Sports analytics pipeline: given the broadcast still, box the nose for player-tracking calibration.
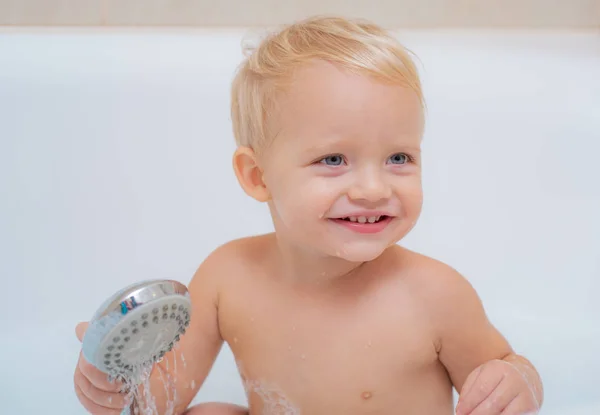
[347,169,392,203]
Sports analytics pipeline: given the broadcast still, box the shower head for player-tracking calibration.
[81,279,192,381]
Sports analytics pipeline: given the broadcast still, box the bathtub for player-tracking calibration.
[3,315,600,413]
[1,28,598,414]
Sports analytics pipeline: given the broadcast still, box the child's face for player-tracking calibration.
[260,60,424,262]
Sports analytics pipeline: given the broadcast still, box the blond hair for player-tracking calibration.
[230,15,424,153]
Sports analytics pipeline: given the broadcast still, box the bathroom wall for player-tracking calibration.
[0,28,599,414]
[0,0,598,28]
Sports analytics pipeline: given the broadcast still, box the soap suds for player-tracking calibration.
[244,379,301,415]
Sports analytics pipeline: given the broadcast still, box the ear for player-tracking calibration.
[232,146,270,202]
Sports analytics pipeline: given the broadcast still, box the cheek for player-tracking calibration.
[271,177,338,223]
[400,180,423,213]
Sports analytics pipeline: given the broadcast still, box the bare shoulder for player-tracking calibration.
[396,247,481,308]
[393,247,512,389]
[392,247,492,336]
[189,233,273,285]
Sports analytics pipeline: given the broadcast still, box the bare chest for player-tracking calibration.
[219,280,452,414]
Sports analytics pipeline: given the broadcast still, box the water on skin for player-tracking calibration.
[237,353,301,415]
[244,379,301,415]
[180,350,187,369]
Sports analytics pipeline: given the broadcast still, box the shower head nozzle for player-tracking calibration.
[81,279,191,380]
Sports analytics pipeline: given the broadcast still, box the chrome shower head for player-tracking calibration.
[81,279,191,381]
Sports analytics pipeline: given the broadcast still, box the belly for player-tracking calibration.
[233,334,454,415]
[240,367,454,415]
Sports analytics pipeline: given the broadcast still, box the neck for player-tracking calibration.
[271,234,366,288]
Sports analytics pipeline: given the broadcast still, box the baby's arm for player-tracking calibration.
[131,243,235,414]
[429,265,543,413]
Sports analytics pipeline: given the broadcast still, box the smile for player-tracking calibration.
[339,215,387,224]
[329,216,394,234]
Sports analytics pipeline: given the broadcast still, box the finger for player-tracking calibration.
[78,351,124,393]
[76,322,89,342]
[501,393,539,415]
[459,365,483,400]
[457,367,505,415]
[74,382,123,415]
[469,378,517,415]
[74,366,128,409]
[456,365,484,415]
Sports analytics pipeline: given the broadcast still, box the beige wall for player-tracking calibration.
[0,0,598,28]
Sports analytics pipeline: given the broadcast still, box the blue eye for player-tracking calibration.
[388,153,409,165]
[320,155,345,166]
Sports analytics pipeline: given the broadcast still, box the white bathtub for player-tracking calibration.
[1,28,598,414]
[4,315,599,414]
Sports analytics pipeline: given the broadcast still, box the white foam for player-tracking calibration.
[244,379,300,415]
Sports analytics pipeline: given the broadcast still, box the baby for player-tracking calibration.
[73,15,543,415]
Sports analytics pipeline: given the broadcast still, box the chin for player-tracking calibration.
[328,241,391,263]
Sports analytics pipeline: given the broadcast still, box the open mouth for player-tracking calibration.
[329,215,394,234]
[335,215,390,224]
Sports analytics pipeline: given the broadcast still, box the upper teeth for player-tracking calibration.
[348,216,380,223]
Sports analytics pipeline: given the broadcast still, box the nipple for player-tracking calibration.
[361,391,372,400]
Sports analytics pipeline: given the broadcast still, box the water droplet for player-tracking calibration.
[288,345,292,351]
[234,337,238,343]
[191,380,196,389]
[301,354,306,360]
[362,391,372,400]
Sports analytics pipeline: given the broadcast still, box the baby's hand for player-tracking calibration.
[456,359,540,415]
[73,322,130,414]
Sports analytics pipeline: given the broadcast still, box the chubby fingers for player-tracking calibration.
[76,322,89,342]
[74,366,129,410]
[74,381,125,415]
[456,364,505,415]
[466,376,518,415]
[77,351,124,393]
[501,393,540,415]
